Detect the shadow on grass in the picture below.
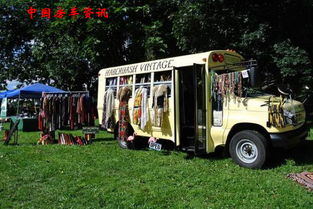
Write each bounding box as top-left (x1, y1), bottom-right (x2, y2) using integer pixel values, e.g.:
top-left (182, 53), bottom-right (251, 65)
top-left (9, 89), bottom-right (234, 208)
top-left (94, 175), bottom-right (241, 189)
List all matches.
top-left (92, 137), bottom-right (116, 142)
top-left (179, 140), bottom-right (313, 169)
top-left (264, 139), bottom-right (313, 169)
top-left (183, 148), bottom-right (225, 160)
top-left (128, 138), bottom-right (177, 155)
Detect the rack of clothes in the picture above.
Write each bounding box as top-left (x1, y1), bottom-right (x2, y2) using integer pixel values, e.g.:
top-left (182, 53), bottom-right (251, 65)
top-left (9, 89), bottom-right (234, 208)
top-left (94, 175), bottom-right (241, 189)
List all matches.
top-left (38, 91), bottom-right (95, 132)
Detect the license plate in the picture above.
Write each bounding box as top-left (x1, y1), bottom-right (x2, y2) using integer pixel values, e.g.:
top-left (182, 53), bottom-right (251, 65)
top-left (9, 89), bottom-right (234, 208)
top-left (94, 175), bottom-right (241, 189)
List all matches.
top-left (149, 142), bottom-right (162, 151)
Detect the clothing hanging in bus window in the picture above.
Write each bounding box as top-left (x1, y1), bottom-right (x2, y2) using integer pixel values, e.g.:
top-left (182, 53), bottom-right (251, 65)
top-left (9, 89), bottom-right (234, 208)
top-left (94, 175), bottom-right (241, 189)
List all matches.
top-left (107, 78), bottom-right (117, 86)
top-left (133, 87), bottom-right (142, 125)
top-left (151, 84), bottom-right (168, 127)
top-left (120, 76), bottom-right (133, 85)
top-left (140, 88), bottom-right (149, 129)
top-left (101, 88), bottom-right (115, 129)
top-left (118, 86), bottom-right (131, 141)
top-left (133, 86), bottom-right (149, 129)
top-left (211, 71), bottom-right (244, 126)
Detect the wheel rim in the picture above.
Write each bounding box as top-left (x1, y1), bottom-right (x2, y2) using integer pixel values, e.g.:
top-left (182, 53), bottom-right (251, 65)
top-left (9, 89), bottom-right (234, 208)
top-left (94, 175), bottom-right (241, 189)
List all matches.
top-left (235, 138), bottom-right (258, 164)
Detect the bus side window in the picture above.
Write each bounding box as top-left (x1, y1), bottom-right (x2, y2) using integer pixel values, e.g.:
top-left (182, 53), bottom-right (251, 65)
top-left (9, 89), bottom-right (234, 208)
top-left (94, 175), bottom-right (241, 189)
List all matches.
top-left (105, 77), bottom-right (118, 97)
top-left (135, 73), bottom-right (151, 96)
top-left (154, 71), bottom-right (172, 97)
top-left (212, 94), bottom-right (223, 127)
top-left (119, 76), bottom-right (133, 98)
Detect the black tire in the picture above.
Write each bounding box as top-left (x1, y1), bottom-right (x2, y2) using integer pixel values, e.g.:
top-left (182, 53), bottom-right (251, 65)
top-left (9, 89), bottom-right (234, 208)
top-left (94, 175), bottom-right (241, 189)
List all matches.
top-left (229, 130), bottom-right (268, 169)
top-left (114, 122), bottom-right (134, 149)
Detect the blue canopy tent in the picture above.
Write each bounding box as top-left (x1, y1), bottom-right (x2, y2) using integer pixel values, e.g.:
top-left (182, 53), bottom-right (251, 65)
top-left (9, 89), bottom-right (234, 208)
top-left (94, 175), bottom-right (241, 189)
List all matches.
top-left (0, 90), bottom-right (16, 99)
top-left (0, 84), bottom-right (65, 135)
top-left (1, 83), bottom-right (65, 99)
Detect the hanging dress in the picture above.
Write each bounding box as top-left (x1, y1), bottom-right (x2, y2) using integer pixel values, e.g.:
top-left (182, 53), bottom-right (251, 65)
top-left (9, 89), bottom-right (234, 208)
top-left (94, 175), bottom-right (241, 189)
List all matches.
top-left (118, 87), bottom-right (131, 141)
top-left (133, 87), bottom-right (142, 125)
top-left (152, 84), bottom-right (168, 127)
top-left (140, 87), bottom-right (149, 130)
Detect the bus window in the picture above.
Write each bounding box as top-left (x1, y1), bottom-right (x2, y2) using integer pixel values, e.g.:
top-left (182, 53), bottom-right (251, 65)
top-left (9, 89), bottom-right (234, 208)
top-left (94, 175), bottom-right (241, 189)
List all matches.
top-left (105, 77), bottom-right (118, 97)
top-left (119, 76), bottom-right (133, 86)
top-left (135, 73), bottom-right (151, 96)
top-left (119, 76), bottom-right (133, 97)
top-left (212, 94), bottom-right (223, 126)
top-left (153, 71), bottom-right (172, 97)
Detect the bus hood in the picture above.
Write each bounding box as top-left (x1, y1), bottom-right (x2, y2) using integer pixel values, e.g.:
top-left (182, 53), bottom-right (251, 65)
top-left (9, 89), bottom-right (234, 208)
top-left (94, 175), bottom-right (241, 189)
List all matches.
top-left (244, 95), bottom-right (305, 125)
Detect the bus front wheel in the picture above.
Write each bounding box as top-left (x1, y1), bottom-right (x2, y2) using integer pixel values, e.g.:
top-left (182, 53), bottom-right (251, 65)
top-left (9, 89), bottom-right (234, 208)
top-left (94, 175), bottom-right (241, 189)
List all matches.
top-left (229, 130), bottom-right (267, 169)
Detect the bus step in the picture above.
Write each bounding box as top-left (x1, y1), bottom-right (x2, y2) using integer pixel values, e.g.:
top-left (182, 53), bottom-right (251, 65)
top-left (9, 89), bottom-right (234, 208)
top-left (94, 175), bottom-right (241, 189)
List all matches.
top-left (181, 146), bottom-right (195, 152)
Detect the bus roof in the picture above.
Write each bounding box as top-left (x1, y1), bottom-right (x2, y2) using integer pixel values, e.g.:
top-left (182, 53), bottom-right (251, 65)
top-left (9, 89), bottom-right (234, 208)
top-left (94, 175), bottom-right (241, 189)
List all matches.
top-left (99, 50), bottom-right (244, 78)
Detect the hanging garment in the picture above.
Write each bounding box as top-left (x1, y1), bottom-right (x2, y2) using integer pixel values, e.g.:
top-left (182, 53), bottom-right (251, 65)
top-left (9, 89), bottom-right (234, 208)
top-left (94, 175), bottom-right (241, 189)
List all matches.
top-left (152, 85), bottom-right (168, 127)
top-left (41, 96), bottom-right (50, 131)
top-left (105, 89), bottom-right (115, 127)
top-left (38, 110), bottom-right (44, 131)
top-left (133, 87), bottom-right (143, 125)
top-left (118, 86), bottom-right (131, 102)
top-left (101, 91), bottom-right (107, 128)
top-left (69, 96), bottom-right (75, 130)
top-left (79, 95), bottom-right (87, 124)
top-left (85, 95), bottom-right (92, 126)
top-left (118, 87), bottom-right (131, 141)
top-left (140, 87), bottom-right (149, 130)
top-left (212, 71), bottom-right (244, 104)
top-left (76, 95), bottom-right (81, 124)
top-left (118, 101), bottom-right (130, 141)
top-left (62, 96), bottom-right (68, 127)
top-left (101, 88), bottom-right (115, 129)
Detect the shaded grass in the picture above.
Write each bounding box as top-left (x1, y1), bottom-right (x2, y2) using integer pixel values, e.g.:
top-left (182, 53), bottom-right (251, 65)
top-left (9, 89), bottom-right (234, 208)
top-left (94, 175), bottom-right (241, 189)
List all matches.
top-left (0, 122), bottom-right (313, 208)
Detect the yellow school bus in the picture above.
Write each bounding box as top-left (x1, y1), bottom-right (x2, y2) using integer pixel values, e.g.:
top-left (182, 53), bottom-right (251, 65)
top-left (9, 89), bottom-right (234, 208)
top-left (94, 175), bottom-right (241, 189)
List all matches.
top-left (97, 50), bottom-right (307, 168)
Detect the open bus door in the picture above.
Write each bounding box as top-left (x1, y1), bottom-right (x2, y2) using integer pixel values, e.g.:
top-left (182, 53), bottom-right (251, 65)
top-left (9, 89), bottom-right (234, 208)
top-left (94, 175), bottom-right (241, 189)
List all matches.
top-left (174, 64), bottom-right (206, 155)
top-left (193, 64), bottom-right (206, 155)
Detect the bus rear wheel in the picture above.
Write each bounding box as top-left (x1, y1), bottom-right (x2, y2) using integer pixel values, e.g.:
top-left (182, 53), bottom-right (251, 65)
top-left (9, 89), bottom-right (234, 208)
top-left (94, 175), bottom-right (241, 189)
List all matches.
top-left (229, 130), bottom-right (267, 169)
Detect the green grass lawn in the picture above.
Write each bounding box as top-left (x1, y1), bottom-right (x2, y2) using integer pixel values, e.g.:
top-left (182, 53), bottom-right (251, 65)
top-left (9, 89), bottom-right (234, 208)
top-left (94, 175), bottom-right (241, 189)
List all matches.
top-left (0, 122), bottom-right (313, 209)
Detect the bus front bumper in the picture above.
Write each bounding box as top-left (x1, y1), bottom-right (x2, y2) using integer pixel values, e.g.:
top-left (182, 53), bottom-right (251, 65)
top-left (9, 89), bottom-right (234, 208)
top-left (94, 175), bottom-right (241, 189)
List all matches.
top-left (269, 125), bottom-right (308, 149)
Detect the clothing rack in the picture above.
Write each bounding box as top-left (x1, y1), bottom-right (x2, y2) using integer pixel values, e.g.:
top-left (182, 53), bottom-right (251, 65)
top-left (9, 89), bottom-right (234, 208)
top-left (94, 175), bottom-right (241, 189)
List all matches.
top-left (42, 91), bottom-right (89, 96)
top-left (39, 90), bottom-right (95, 132)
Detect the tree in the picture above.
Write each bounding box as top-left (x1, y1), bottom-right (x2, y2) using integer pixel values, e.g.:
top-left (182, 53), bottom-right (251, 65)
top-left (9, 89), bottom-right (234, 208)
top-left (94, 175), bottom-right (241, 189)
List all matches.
top-left (1, 0), bottom-right (313, 102)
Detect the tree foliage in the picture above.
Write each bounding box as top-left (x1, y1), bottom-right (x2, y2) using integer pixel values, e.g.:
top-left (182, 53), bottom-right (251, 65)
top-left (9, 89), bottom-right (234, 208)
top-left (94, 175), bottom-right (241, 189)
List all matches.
top-left (0, 0), bottom-right (313, 98)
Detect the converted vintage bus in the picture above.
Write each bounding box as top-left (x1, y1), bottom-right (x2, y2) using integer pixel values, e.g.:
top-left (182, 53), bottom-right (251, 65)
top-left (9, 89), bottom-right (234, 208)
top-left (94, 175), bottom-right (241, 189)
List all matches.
top-left (97, 50), bottom-right (307, 168)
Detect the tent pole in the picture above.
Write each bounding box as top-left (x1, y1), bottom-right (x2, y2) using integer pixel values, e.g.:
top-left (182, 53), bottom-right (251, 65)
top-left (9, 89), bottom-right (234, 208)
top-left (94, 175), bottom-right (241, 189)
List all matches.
top-left (16, 94), bottom-right (20, 117)
top-left (14, 94), bottom-right (21, 145)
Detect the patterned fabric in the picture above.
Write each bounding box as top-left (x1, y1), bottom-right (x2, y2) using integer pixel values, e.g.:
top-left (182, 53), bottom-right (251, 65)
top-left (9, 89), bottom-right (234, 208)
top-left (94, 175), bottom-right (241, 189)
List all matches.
top-left (118, 87), bottom-right (131, 141)
top-left (133, 88), bottom-right (142, 125)
top-left (287, 172), bottom-right (313, 191)
top-left (118, 101), bottom-right (130, 141)
top-left (140, 88), bottom-right (149, 130)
